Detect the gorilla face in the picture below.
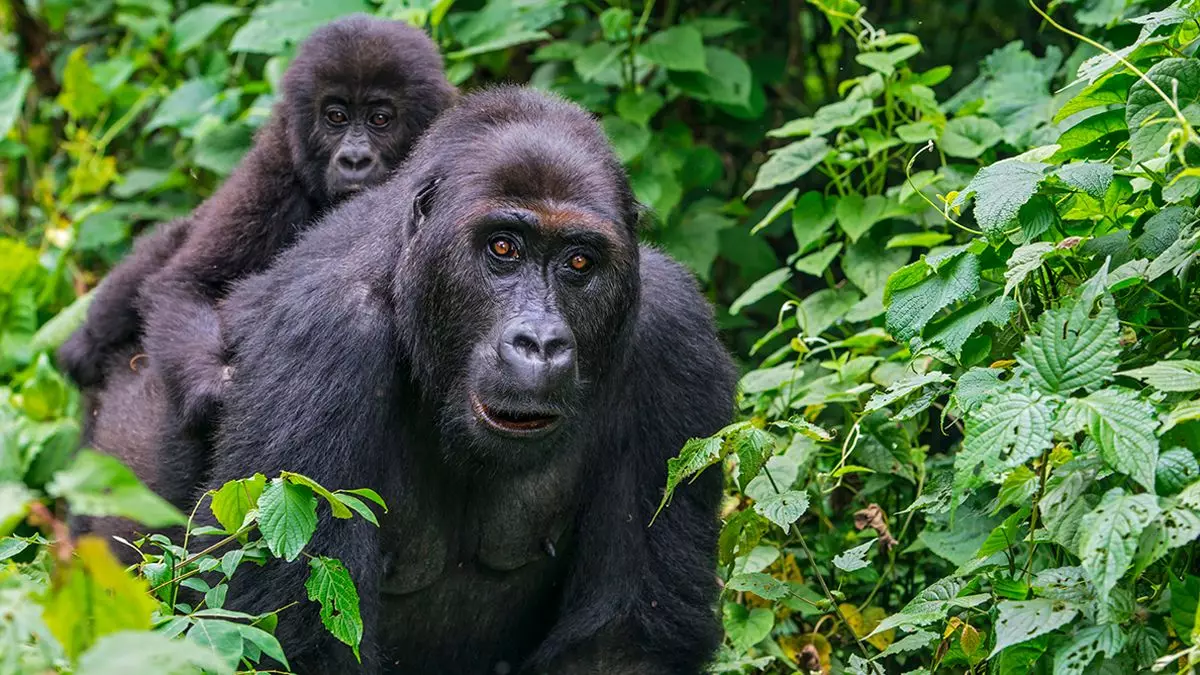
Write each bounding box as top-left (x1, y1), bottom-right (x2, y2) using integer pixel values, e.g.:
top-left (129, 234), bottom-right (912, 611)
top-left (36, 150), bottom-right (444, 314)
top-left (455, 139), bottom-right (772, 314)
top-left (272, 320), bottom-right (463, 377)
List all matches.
top-left (315, 87), bottom-right (402, 199)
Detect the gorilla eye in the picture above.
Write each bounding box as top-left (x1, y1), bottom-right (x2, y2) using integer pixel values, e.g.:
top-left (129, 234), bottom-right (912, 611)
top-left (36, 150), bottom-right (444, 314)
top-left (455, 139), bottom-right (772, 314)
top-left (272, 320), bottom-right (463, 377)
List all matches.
top-left (489, 237), bottom-right (519, 259)
top-left (369, 112), bottom-right (391, 128)
top-left (325, 108), bottom-right (348, 125)
top-left (569, 254), bottom-right (592, 273)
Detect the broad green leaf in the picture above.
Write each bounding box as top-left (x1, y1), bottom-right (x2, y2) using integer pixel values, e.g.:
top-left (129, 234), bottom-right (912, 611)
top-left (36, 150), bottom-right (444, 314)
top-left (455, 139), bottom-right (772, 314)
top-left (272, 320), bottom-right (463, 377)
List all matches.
top-left (887, 232), bottom-right (951, 249)
top-left (0, 483), bottom-right (33, 536)
top-left (835, 194), bottom-right (895, 243)
top-left (237, 624), bottom-right (289, 670)
top-left (1004, 242), bottom-right (1055, 296)
top-left (257, 478), bottom-right (318, 561)
top-left (656, 436), bottom-right (725, 517)
top-left (750, 188), bottom-right (798, 235)
top-left (770, 98), bottom-right (874, 138)
top-left (46, 450), bottom-right (184, 527)
top-left (734, 428), bottom-right (775, 490)
top-left (1015, 290), bottom-right (1119, 396)
top-left (896, 121), bottom-right (937, 144)
top-left (723, 603), bottom-right (774, 652)
top-left (951, 367), bottom-right (1005, 414)
top-left (1018, 195), bottom-right (1056, 243)
top-left (991, 599), bottom-right (1079, 656)
top-left (953, 160), bottom-right (1048, 233)
top-left (0, 69), bottom-right (32, 139)
top-left (797, 287), bottom-right (860, 337)
top-left (193, 122), bottom-right (254, 176)
top-left (306, 556), bottom-right (364, 660)
top-left (339, 488), bottom-right (387, 511)
top-left (658, 206), bottom-right (733, 282)
top-left (791, 191), bottom-right (837, 254)
top-left (794, 242), bottom-right (842, 277)
top-left (209, 474), bottom-right (266, 533)
top-left (670, 47), bottom-right (752, 107)
top-left (601, 116), bottom-right (651, 164)
top-left (640, 26), bottom-right (707, 73)
top-left (869, 577), bottom-right (972, 636)
top-left (146, 79), bottom-right (219, 132)
top-left (727, 572), bottom-right (790, 600)
top-left (75, 630), bottom-right (229, 675)
top-left (57, 47), bottom-right (102, 119)
top-left (449, 30), bottom-right (552, 59)
top-left (282, 471), bottom-right (353, 519)
top-left (1078, 489), bottom-right (1161, 598)
top-left (188, 619), bottom-right (242, 671)
top-left (1120, 360), bottom-right (1200, 392)
top-left (843, 233), bottom-right (910, 293)
top-left (43, 537), bottom-right (158, 660)
top-left (230, 0), bottom-right (369, 55)
top-left (956, 390), bottom-right (1054, 489)
top-left (1054, 72), bottom-right (1133, 122)
top-left (865, 372), bottom-right (950, 413)
top-left (172, 4), bottom-right (244, 54)
top-left (886, 252), bottom-right (980, 342)
top-left (753, 489), bottom-right (809, 530)
top-left (1157, 448), bottom-right (1200, 495)
top-left (1064, 389), bottom-right (1159, 490)
top-left (1126, 58), bottom-right (1200, 162)
top-left (615, 89), bottom-right (664, 127)
top-left (1135, 205), bottom-right (1195, 259)
top-left (1052, 624), bottom-right (1127, 675)
top-left (332, 493), bottom-right (379, 526)
top-left (924, 296), bottom-right (1017, 359)
top-left (745, 137), bottom-right (830, 196)
top-left (833, 539), bottom-right (875, 572)
top-left (855, 43), bottom-right (921, 77)
top-left (730, 268), bottom-right (791, 315)
top-left (940, 116), bottom-right (1003, 158)
top-left (1056, 162), bottom-right (1113, 199)
top-left (1052, 108), bottom-right (1127, 160)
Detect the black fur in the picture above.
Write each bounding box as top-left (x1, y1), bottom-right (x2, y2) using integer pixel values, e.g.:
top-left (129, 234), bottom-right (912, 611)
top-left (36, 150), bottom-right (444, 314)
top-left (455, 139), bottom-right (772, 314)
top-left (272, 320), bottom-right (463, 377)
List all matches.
top-left (58, 15), bottom-right (454, 513)
top-left (208, 87), bottom-right (736, 674)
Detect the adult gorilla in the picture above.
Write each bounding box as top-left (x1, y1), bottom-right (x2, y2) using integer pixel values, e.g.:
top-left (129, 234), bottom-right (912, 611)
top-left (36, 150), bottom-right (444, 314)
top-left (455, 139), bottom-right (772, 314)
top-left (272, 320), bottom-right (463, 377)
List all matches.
top-left (210, 87), bottom-right (736, 673)
top-left (57, 15), bottom-right (453, 508)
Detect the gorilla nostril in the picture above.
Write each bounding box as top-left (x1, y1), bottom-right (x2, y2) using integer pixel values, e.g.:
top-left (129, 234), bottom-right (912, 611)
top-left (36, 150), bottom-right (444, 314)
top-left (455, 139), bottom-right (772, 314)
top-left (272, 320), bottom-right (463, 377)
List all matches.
top-left (337, 152), bottom-right (374, 173)
top-left (543, 336), bottom-right (572, 360)
top-left (511, 333), bottom-right (540, 357)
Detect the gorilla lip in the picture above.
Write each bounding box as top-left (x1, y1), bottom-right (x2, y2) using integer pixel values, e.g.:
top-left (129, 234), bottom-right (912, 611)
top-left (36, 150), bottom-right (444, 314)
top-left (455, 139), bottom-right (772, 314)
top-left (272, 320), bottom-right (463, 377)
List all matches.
top-left (470, 393), bottom-right (561, 437)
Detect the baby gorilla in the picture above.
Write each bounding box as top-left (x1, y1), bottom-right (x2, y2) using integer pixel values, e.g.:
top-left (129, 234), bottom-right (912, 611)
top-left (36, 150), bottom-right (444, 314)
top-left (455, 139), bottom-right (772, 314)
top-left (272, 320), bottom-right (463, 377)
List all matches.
top-left (207, 86), bottom-right (736, 674)
top-left (58, 14), bottom-right (454, 433)
top-left (57, 15), bottom-right (454, 510)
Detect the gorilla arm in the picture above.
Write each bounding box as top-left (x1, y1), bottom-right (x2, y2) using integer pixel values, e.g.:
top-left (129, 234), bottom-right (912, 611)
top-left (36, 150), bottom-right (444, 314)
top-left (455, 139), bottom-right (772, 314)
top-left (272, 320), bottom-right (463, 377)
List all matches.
top-left (205, 192), bottom-right (402, 673)
top-left (529, 248), bottom-right (735, 675)
top-left (56, 218), bottom-right (190, 388)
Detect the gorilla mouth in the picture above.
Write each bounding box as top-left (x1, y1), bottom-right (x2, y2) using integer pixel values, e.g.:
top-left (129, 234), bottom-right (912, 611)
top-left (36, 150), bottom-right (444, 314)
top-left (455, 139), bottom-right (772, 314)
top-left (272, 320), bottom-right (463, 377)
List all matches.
top-left (471, 395), bottom-right (561, 437)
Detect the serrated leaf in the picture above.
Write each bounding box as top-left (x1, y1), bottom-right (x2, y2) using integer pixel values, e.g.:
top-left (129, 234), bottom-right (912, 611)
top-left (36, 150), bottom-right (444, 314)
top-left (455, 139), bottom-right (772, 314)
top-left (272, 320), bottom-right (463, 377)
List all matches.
top-left (956, 390), bottom-right (1054, 489)
top-left (954, 161), bottom-right (1049, 233)
top-left (1015, 292), bottom-right (1119, 395)
top-left (209, 474), bottom-right (266, 534)
top-left (1157, 448), bottom-right (1200, 495)
top-left (257, 478), bottom-right (317, 562)
top-left (869, 577), bottom-right (970, 636)
top-left (753, 490), bottom-right (809, 530)
top-left (306, 556), bottom-right (364, 660)
top-left (734, 428), bottom-right (775, 490)
top-left (833, 539), bottom-right (876, 572)
top-left (745, 137), bottom-right (830, 195)
top-left (865, 372), bottom-right (951, 413)
top-left (1063, 388), bottom-right (1159, 491)
top-left (1078, 489), bottom-right (1161, 599)
top-left (1126, 58), bottom-right (1200, 162)
top-left (1136, 205), bottom-right (1195, 259)
top-left (951, 367), bottom-right (1006, 414)
top-left (886, 253), bottom-right (980, 342)
top-left (727, 572), bottom-right (790, 600)
top-left (1056, 163), bottom-right (1113, 199)
top-left (1054, 72), bottom-right (1133, 122)
top-left (1004, 243), bottom-right (1055, 296)
top-left (940, 116), bottom-right (1003, 158)
top-left (1119, 360), bottom-right (1200, 392)
top-left (656, 436), bottom-right (725, 518)
top-left (1053, 624), bottom-right (1127, 675)
top-left (925, 296), bottom-right (1017, 359)
top-left (730, 268), bottom-right (792, 315)
top-left (876, 629), bottom-right (938, 659)
top-left (991, 599), bottom-right (1079, 656)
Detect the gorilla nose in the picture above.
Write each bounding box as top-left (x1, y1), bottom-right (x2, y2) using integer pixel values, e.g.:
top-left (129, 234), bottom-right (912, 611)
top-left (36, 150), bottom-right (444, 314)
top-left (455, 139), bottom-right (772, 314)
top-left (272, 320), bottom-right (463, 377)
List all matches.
top-left (498, 319), bottom-right (576, 395)
top-left (336, 148), bottom-right (376, 178)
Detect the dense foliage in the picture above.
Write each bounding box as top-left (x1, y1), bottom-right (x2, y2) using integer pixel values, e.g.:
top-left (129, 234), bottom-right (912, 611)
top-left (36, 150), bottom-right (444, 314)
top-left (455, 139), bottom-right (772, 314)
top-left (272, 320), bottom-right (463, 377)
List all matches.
top-left (1, 0), bottom-right (1199, 673)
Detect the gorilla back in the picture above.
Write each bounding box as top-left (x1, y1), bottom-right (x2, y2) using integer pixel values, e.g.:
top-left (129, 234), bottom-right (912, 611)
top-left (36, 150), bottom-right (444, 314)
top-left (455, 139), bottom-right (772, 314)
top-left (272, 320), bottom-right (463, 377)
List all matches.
top-left (212, 87), bottom-right (736, 674)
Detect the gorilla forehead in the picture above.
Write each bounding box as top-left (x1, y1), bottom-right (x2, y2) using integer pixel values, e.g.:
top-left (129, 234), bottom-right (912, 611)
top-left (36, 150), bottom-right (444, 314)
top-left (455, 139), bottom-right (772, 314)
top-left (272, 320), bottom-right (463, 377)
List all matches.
top-left (283, 15), bottom-right (446, 102)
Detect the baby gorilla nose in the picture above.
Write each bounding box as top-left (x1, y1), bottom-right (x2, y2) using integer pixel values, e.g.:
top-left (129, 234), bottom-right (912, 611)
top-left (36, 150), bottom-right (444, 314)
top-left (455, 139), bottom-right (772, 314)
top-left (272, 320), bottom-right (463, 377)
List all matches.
top-left (498, 317), bottom-right (576, 397)
top-left (335, 145), bottom-right (377, 179)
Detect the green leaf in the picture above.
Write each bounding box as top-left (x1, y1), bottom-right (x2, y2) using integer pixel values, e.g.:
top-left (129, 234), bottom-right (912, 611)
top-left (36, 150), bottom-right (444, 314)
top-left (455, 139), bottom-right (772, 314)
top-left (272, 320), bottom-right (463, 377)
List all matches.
top-left (172, 4), bottom-right (244, 54)
top-left (306, 556), bottom-right (364, 660)
top-left (193, 122), bottom-right (254, 176)
top-left (797, 287), bottom-right (860, 337)
top-left (46, 450), bottom-right (185, 527)
top-left (615, 89), bottom-right (664, 127)
top-left (282, 471), bottom-right (353, 519)
top-left (76, 630), bottom-right (230, 675)
top-left (723, 603), bottom-right (774, 652)
top-left (656, 436), bottom-right (725, 518)
top-left (1053, 108), bottom-right (1127, 160)
top-left (769, 98), bottom-right (875, 138)
top-left (956, 390), bottom-right (1054, 489)
top-left (1157, 448), bottom-right (1200, 495)
top-left (750, 188), bottom-right (798, 235)
top-left (734, 428), bottom-right (775, 490)
top-left (0, 69), bottom-right (32, 139)
top-left (237, 624), bottom-right (289, 670)
top-left (753, 489), bottom-right (809, 530)
top-left (1062, 388), bottom-right (1159, 491)
top-left (835, 194), bottom-right (895, 243)
top-left (745, 137), bottom-right (830, 196)
top-left (1018, 195), bottom-right (1056, 243)
top-left (1056, 163), bottom-right (1113, 199)
top-left (1054, 72), bottom-right (1133, 122)
top-left (257, 478), bottom-right (317, 561)
top-left (954, 160), bottom-right (1049, 233)
top-left (940, 116), bottom-right (1003, 158)
top-left (865, 372), bottom-right (951, 413)
top-left (670, 47), bottom-right (753, 107)
top-left (1015, 289), bottom-right (1119, 395)
top-left (869, 577), bottom-right (975, 636)
top-left (896, 121), bottom-right (938, 144)
top-left (30, 290), bottom-right (93, 353)
top-left (146, 79), bottom-right (219, 132)
top-left (791, 191), bottom-right (837, 254)
top-left (991, 599), bottom-right (1079, 656)
top-left (924, 296), bottom-right (1017, 359)
top-left (887, 232), bottom-right (951, 249)
top-left (1120, 360), bottom-right (1200, 392)
top-left (1136, 205), bottom-right (1195, 259)
top-left (833, 539), bottom-right (875, 572)
top-left (657, 206), bottom-right (733, 282)
top-left (339, 488), bottom-right (387, 512)
top-left (601, 116), bottom-right (651, 164)
top-left (886, 252), bottom-right (980, 342)
top-left (730, 268), bottom-right (791, 315)
top-left (1126, 58), bottom-right (1200, 162)
top-left (793, 242), bottom-right (842, 277)
top-left (188, 619), bottom-right (243, 670)
top-left (727, 572), bottom-right (790, 601)
top-left (640, 26), bottom-right (707, 73)
top-left (1052, 624), bottom-right (1127, 675)
top-left (209, 474), bottom-right (266, 533)
top-left (332, 493), bottom-right (379, 526)
top-left (230, 0), bottom-right (369, 55)
top-left (1004, 242), bottom-right (1055, 296)
top-left (843, 232), bottom-right (910, 292)
top-left (855, 43), bottom-right (921, 77)
top-left (1078, 489), bottom-right (1161, 599)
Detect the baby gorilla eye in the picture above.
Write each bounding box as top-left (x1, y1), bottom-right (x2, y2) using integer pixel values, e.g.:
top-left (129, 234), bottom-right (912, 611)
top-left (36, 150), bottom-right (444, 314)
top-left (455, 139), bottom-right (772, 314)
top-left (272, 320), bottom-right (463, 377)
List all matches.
top-left (489, 237), bottom-right (518, 259)
top-left (568, 254), bottom-right (592, 272)
top-left (369, 112), bottom-right (392, 128)
top-left (325, 108), bottom-right (348, 125)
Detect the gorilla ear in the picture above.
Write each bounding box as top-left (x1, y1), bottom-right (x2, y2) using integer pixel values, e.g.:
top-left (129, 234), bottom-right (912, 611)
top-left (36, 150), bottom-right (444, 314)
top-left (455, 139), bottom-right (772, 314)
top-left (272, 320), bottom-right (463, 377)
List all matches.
top-left (412, 176), bottom-right (441, 230)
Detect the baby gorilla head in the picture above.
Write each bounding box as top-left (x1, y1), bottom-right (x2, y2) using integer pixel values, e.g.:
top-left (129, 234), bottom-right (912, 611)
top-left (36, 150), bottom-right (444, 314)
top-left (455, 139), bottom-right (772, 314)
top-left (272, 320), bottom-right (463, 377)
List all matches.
top-left (283, 15), bottom-right (455, 204)
top-left (394, 87), bottom-right (642, 467)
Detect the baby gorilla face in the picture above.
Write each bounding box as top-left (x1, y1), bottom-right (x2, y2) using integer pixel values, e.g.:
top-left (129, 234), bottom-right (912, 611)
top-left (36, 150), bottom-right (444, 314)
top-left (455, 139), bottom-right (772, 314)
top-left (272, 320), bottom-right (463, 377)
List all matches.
top-left (318, 91), bottom-right (401, 200)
